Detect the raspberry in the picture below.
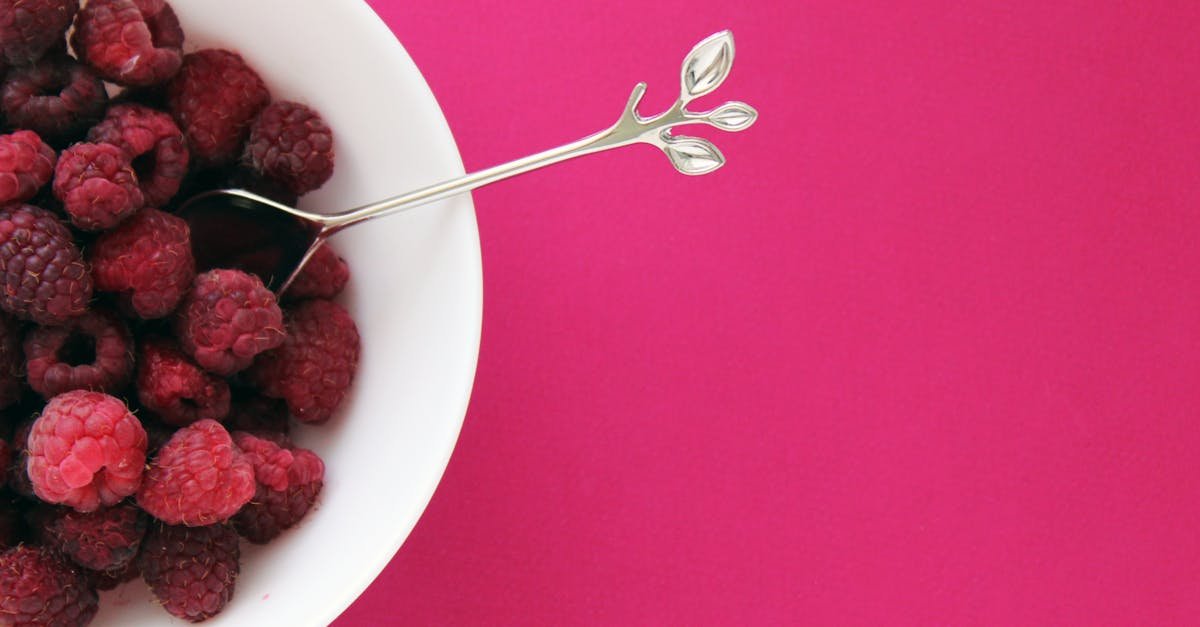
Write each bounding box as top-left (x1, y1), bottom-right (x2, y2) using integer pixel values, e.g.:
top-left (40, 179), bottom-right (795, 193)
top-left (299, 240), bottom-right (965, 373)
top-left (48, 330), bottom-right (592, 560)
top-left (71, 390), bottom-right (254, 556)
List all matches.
top-left (231, 431), bottom-right (323, 544)
top-left (136, 419), bottom-right (254, 525)
top-left (26, 391), bottom-right (146, 512)
top-left (0, 545), bottom-right (98, 626)
top-left (0, 0), bottom-right (78, 66)
top-left (41, 501), bottom-right (147, 571)
top-left (249, 299), bottom-right (359, 424)
top-left (244, 101), bottom-right (334, 195)
top-left (71, 0), bottom-right (183, 86)
top-left (87, 102), bottom-right (189, 206)
top-left (174, 269), bottom-right (285, 376)
top-left (0, 204), bottom-right (92, 325)
top-left (23, 308), bottom-right (134, 397)
top-left (0, 129), bottom-right (55, 203)
top-left (139, 523), bottom-right (239, 622)
top-left (285, 242), bottom-right (349, 301)
top-left (226, 390), bottom-right (289, 435)
top-left (1, 55), bottom-right (108, 145)
top-left (168, 49), bottom-right (270, 166)
top-left (90, 207), bottom-right (195, 319)
top-left (0, 312), bottom-right (22, 409)
top-left (53, 142), bottom-right (144, 230)
top-left (137, 337), bottom-right (230, 426)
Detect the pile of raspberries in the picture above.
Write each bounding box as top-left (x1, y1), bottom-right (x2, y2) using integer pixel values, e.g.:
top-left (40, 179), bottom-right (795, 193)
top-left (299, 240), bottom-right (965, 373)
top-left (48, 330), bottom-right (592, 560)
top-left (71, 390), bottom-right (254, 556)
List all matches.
top-left (0, 0), bottom-right (360, 624)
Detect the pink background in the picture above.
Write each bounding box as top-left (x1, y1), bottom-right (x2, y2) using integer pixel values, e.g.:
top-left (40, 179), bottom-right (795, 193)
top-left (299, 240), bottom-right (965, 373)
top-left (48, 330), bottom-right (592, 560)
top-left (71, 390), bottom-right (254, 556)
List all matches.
top-left (338, 1), bottom-right (1200, 624)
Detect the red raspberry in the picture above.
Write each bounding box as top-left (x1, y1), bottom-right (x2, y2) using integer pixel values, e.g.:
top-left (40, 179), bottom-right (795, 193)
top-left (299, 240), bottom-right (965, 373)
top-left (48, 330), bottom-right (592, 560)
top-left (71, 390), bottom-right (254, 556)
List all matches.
top-left (0, 204), bottom-right (92, 325)
top-left (23, 308), bottom-right (134, 397)
top-left (244, 101), bottom-right (335, 196)
top-left (168, 49), bottom-right (270, 166)
top-left (174, 269), bottom-right (285, 376)
top-left (136, 419), bottom-right (254, 525)
top-left (1, 55), bottom-right (108, 145)
top-left (41, 501), bottom-right (148, 571)
top-left (0, 0), bottom-right (78, 66)
top-left (139, 522), bottom-right (239, 622)
top-left (71, 0), bottom-right (183, 87)
top-left (249, 299), bottom-right (359, 424)
top-left (226, 390), bottom-right (289, 435)
top-left (0, 129), bottom-right (55, 203)
top-left (87, 102), bottom-right (189, 206)
top-left (0, 545), bottom-right (98, 627)
top-left (285, 242), bottom-right (350, 301)
top-left (137, 337), bottom-right (230, 426)
top-left (26, 391), bottom-right (146, 512)
top-left (53, 142), bottom-right (144, 230)
top-left (231, 431), bottom-right (323, 544)
top-left (0, 311), bottom-right (21, 409)
top-left (90, 207), bottom-right (194, 319)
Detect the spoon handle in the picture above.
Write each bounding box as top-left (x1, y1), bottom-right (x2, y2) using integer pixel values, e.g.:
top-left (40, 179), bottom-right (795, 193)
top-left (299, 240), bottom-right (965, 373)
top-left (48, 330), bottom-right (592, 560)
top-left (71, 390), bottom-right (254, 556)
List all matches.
top-left (316, 30), bottom-right (756, 236)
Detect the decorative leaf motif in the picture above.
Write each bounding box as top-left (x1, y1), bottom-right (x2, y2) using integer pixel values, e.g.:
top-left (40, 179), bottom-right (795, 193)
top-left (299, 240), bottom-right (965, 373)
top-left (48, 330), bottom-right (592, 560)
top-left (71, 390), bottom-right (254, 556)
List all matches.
top-left (707, 101), bottom-right (758, 131)
top-left (662, 135), bottom-right (725, 176)
top-left (681, 31), bottom-right (735, 101)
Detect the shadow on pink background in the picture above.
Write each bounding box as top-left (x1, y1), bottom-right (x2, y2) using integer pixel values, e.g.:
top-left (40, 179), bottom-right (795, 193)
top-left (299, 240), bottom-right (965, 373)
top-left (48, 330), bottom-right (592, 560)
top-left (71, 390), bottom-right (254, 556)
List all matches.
top-left (338, 1), bottom-right (1200, 624)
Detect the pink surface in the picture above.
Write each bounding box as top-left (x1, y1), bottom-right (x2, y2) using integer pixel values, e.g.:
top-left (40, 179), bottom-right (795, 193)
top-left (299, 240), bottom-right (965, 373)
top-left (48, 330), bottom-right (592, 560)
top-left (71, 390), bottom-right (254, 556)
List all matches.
top-left (338, 1), bottom-right (1200, 624)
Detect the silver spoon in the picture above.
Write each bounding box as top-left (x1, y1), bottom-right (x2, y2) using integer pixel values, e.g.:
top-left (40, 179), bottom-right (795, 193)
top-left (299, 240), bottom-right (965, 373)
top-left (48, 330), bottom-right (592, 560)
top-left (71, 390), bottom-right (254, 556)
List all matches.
top-left (178, 30), bottom-right (757, 294)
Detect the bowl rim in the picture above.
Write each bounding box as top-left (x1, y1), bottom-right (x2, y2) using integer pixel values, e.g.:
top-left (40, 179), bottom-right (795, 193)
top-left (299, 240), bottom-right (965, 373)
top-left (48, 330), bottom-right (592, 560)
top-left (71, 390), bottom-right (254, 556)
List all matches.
top-left (316, 2), bottom-right (482, 623)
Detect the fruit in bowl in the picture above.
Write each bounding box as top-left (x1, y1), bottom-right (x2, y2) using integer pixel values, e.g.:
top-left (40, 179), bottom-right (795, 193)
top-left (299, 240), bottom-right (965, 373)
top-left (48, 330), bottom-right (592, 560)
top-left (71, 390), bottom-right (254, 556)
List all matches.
top-left (0, 0), bottom-right (481, 625)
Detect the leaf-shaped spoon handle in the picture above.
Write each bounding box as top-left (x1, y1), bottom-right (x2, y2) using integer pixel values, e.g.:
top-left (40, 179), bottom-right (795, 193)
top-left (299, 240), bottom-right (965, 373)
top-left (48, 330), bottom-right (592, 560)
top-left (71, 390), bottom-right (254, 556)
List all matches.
top-left (318, 30), bottom-right (757, 235)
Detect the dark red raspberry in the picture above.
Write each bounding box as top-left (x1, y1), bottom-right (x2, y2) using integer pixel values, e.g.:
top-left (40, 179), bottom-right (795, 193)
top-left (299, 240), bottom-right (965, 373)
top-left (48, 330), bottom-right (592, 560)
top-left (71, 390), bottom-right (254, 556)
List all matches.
top-left (136, 419), bottom-right (254, 525)
top-left (0, 0), bottom-right (78, 66)
top-left (72, 0), bottom-right (183, 86)
top-left (285, 242), bottom-right (349, 301)
top-left (87, 102), bottom-right (189, 206)
top-left (137, 337), bottom-right (230, 426)
top-left (0, 203), bottom-right (92, 325)
top-left (168, 49), bottom-right (270, 166)
top-left (90, 207), bottom-right (194, 319)
top-left (41, 501), bottom-right (147, 571)
top-left (0, 311), bottom-right (21, 409)
top-left (26, 391), bottom-right (147, 512)
top-left (226, 390), bottom-right (289, 435)
top-left (140, 522), bottom-right (239, 622)
top-left (249, 299), bottom-right (359, 424)
top-left (175, 269), bottom-right (285, 376)
top-left (53, 141), bottom-right (144, 230)
top-left (0, 545), bottom-right (98, 627)
top-left (0, 129), bottom-right (55, 203)
top-left (231, 431), bottom-right (323, 544)
top-left (244, 100), bottom-right (335, 196)
top-left (23, 308), bottom-right (134, 397)
top-left (1, 55), bottom-right (108, 145)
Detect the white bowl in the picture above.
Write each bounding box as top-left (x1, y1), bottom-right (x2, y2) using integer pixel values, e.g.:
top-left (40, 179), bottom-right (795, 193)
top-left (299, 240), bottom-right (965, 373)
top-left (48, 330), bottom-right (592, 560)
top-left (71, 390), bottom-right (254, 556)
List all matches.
top-left (91, 1), bottom-right (481, 624)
